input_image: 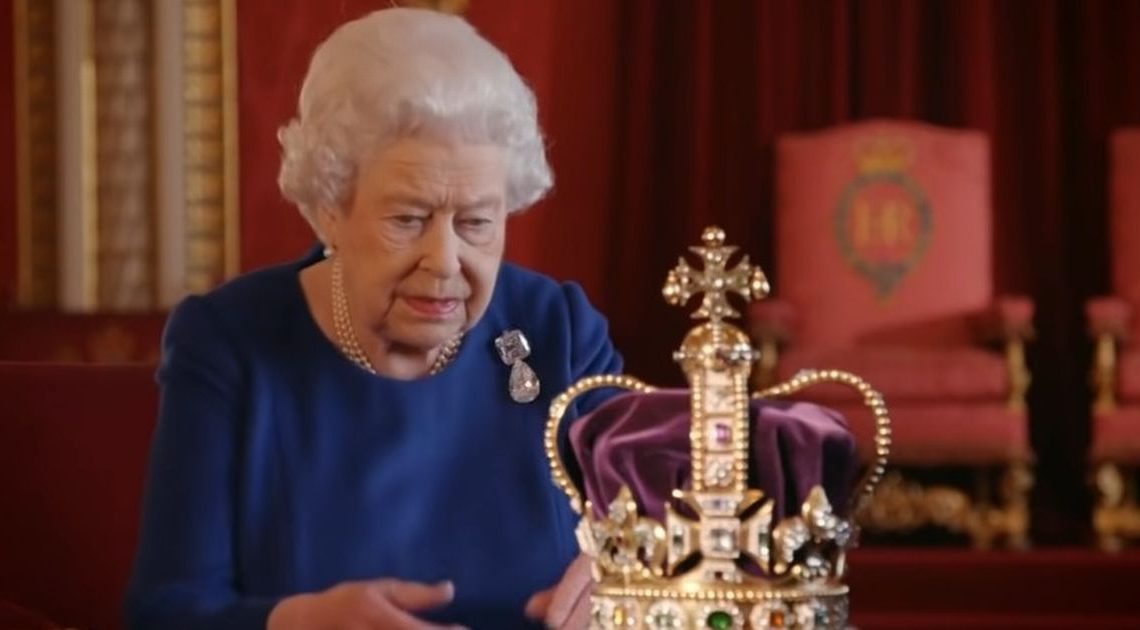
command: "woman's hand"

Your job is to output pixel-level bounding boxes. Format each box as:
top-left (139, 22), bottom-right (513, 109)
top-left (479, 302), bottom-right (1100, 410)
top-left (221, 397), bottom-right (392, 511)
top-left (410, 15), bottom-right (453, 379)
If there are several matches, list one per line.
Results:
top-left (524, 555), bottom-right (592, 629)
top-left (267, 579), bottom-right (467, 630)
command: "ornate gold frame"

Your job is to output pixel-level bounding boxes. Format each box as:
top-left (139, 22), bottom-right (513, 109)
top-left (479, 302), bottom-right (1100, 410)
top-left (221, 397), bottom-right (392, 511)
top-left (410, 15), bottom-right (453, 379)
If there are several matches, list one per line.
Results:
top-left (12, 0), bottom-right (240, 308)
top-left (856, 464), bottom-right (1033, 549)
top-left (182, 0), bottom-right (239, 293)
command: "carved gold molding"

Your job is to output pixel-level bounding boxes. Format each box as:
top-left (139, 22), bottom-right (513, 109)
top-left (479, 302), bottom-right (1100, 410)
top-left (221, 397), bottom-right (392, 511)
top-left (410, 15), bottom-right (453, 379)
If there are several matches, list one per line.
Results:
top-left (12, 0), bottom-right (240, 308)
top-left (183, 0), bottom-right (239, 293)
top-left (857, 464), bottom-right (1032, 549)
top-left (13, 0), bottom-right (59, 308)
top-left (79, 0), bottom-right (99, 308)
top-left (94, 0), bottom-right (156, 309)
top-left (1094, 462), bottom-right (1140, 551)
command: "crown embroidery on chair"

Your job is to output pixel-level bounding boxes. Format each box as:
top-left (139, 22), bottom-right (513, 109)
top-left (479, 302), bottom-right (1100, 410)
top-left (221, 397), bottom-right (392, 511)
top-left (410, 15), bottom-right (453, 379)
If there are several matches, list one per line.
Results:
top-left (545, 227), bottom-right (892, 629)
top-left (834, 135), bottom-right (934, 299)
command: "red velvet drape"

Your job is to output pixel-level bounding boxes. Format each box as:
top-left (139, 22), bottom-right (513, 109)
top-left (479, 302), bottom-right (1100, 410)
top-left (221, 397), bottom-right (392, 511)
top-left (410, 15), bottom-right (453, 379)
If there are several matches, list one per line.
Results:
top-left (231, 0), bottom-right (1140, 541)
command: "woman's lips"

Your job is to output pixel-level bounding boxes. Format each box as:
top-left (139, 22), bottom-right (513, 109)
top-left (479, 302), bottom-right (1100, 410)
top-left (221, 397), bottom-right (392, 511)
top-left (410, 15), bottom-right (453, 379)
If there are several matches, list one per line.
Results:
top-left (402, 296), bottom-right (461, 318)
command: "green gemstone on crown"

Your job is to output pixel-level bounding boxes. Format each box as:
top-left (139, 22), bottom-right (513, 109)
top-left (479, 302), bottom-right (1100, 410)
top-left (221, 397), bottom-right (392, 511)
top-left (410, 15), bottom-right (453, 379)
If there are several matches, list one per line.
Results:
top-left (706, 609), bottom-right (734, 629)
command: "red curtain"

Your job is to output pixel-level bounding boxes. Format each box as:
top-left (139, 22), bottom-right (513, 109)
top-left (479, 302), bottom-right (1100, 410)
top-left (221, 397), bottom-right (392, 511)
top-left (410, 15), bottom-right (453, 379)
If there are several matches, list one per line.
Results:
top-left (233, 0), bottom-right (1140, 541)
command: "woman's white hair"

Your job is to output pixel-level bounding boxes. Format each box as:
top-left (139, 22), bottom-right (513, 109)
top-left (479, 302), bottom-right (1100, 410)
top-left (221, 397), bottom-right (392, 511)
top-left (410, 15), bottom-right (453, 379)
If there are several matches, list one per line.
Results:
top-left (277, 8), bottom-right (552, 229)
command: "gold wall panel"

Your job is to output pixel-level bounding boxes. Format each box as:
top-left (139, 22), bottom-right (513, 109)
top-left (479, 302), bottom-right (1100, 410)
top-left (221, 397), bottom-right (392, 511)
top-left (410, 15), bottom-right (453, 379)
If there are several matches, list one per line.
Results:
top-left (94, 0), bottom-right (155, 310)
top-left (183, 0), bottom-right (238, 294)
top-left (12, 0), bottom-right (240, 308)
top-left (14, 0), bottom-right (59, 308)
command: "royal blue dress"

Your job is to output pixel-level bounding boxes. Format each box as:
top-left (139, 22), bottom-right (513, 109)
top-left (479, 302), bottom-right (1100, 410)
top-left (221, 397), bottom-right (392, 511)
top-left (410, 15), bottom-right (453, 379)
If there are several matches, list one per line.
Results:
top-left (126, 248), bottom-right (622, 629)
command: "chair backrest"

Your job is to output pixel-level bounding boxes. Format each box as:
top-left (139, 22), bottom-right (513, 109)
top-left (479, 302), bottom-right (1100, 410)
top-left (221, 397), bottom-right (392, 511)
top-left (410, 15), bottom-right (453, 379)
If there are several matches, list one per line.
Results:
top-left (775, 120), bottom-right (993, 348)
top-left (0, 362), bottom-right (158, 630)
top-left (1110, 128), bottom-right (1140, 339)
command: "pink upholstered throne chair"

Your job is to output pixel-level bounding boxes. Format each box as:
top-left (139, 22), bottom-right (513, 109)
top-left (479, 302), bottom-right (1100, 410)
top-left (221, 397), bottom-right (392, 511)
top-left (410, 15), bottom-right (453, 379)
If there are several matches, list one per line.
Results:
top-left (1089, 128), bottom-right (1140, 550)
top-left (750, 120), bottom-right (1034, 548)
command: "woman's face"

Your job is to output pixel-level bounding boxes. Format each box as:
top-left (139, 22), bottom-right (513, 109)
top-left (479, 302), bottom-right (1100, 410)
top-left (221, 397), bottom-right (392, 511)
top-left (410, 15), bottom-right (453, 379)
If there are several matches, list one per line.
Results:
top-left (319, 136), bottom-right (508, 353)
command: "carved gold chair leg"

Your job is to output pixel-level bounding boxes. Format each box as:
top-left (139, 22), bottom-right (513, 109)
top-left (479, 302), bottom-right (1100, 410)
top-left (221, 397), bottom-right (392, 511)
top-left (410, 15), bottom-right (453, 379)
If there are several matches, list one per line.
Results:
top-left (968, 513), bottom-right (996, 550)
top-left (967, 468), bottom-right (996, 550)
top-left (966, 462), bottom-right (1032, 550)
top-left (1093, 462), bottom-right (1140, 552)
top-left (996, 461), bottom-right (1033, 550)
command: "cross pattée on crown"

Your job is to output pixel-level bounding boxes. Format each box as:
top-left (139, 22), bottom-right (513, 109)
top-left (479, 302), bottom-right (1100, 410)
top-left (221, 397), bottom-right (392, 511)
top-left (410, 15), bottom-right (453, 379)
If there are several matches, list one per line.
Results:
top-left (660, 226), bottom-right (775, 584)
top-left (662, 226), bottom-right (770, 323)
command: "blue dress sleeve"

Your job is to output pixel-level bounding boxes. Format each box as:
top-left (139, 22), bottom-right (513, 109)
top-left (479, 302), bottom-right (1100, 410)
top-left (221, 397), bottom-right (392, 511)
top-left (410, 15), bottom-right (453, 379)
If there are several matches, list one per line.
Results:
top-left (562, 281), bottom-right (623, 404)
top-left (125, 297), bottom-right (278, 630)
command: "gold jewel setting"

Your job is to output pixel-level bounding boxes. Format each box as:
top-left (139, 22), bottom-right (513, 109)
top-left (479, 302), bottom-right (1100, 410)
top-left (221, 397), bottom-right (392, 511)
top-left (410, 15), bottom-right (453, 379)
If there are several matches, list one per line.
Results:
top-left (545, 227), bottom-right (892, 629)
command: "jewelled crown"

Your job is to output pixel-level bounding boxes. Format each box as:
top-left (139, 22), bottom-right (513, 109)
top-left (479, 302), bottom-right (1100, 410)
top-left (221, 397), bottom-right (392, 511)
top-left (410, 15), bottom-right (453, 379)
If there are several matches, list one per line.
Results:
top-left (545, 227), bottom-right (892, 630)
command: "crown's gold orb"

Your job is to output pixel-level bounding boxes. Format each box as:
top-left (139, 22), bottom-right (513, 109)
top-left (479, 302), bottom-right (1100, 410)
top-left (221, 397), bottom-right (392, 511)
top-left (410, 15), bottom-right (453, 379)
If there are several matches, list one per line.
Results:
top-left (682, 322), bottom-right (751, 353)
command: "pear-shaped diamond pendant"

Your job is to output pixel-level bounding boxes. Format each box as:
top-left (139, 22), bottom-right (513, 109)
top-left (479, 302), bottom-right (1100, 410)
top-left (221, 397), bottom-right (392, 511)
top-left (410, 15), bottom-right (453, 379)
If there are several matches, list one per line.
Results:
top-left (509, 359), bottom-right (540, 403)
top-left (497, 329), bottom-right (540, 404)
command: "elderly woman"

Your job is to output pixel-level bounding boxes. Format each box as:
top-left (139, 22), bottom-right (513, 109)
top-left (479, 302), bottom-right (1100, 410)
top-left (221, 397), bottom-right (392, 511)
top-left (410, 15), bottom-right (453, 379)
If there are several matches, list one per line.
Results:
top-left (126, 8), bottom-right (616, 629)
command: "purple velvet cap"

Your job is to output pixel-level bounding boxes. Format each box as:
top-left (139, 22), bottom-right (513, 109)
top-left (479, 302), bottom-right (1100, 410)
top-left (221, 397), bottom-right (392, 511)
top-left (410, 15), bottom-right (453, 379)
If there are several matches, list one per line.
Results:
top-left (569, 390), bottom-right (858, 521)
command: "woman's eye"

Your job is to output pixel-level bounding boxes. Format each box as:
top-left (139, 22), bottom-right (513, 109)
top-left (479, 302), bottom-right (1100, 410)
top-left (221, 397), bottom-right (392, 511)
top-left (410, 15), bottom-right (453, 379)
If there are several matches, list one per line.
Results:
top-left (459, 217), bottom-right (492, 228)
top-left (391, 215), bottom-right (427, 228)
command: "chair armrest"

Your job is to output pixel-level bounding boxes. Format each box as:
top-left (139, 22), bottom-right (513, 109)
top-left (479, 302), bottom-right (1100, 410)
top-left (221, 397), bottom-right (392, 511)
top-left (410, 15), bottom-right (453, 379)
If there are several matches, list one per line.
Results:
top-left (1086, 296), bottom-right (1132, 412)
top-left (976, 295), bottom-right (1035, 343)
top-left (970, 296), bottom-right (1034, 412)
top-left (1087, 296), bottom-right (1132, 342)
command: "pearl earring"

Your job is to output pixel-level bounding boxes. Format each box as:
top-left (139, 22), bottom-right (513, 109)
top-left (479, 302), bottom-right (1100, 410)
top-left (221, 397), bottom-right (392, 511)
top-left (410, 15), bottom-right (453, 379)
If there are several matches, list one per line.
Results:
top-left (324, 245), bottom-right (336, 258)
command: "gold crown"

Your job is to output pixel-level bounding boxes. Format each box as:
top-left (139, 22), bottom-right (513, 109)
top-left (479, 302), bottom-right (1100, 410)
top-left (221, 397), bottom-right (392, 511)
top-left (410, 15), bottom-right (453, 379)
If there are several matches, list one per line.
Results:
top-left (545, 227), bottom-right (892, 629)
top-left (853, 135), bottom-right (914, 174)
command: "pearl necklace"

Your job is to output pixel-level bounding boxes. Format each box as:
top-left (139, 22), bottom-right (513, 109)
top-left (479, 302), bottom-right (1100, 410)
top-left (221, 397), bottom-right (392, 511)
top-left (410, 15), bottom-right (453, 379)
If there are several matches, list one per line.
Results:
top-left (330, 257), bottom-right (462, 376)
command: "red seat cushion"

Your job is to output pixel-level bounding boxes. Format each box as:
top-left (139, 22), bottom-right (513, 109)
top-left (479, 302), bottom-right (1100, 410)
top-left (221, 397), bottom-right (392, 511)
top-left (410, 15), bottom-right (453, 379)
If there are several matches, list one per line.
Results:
top-left (0, 362), bottom-right (158, 630)
top-left (1116, 349), bottom-right (1140, 403)
top-left (1092, 406), bottom-right (1140, 463)
top-left (778, 345), bottom-right (1010, 402)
